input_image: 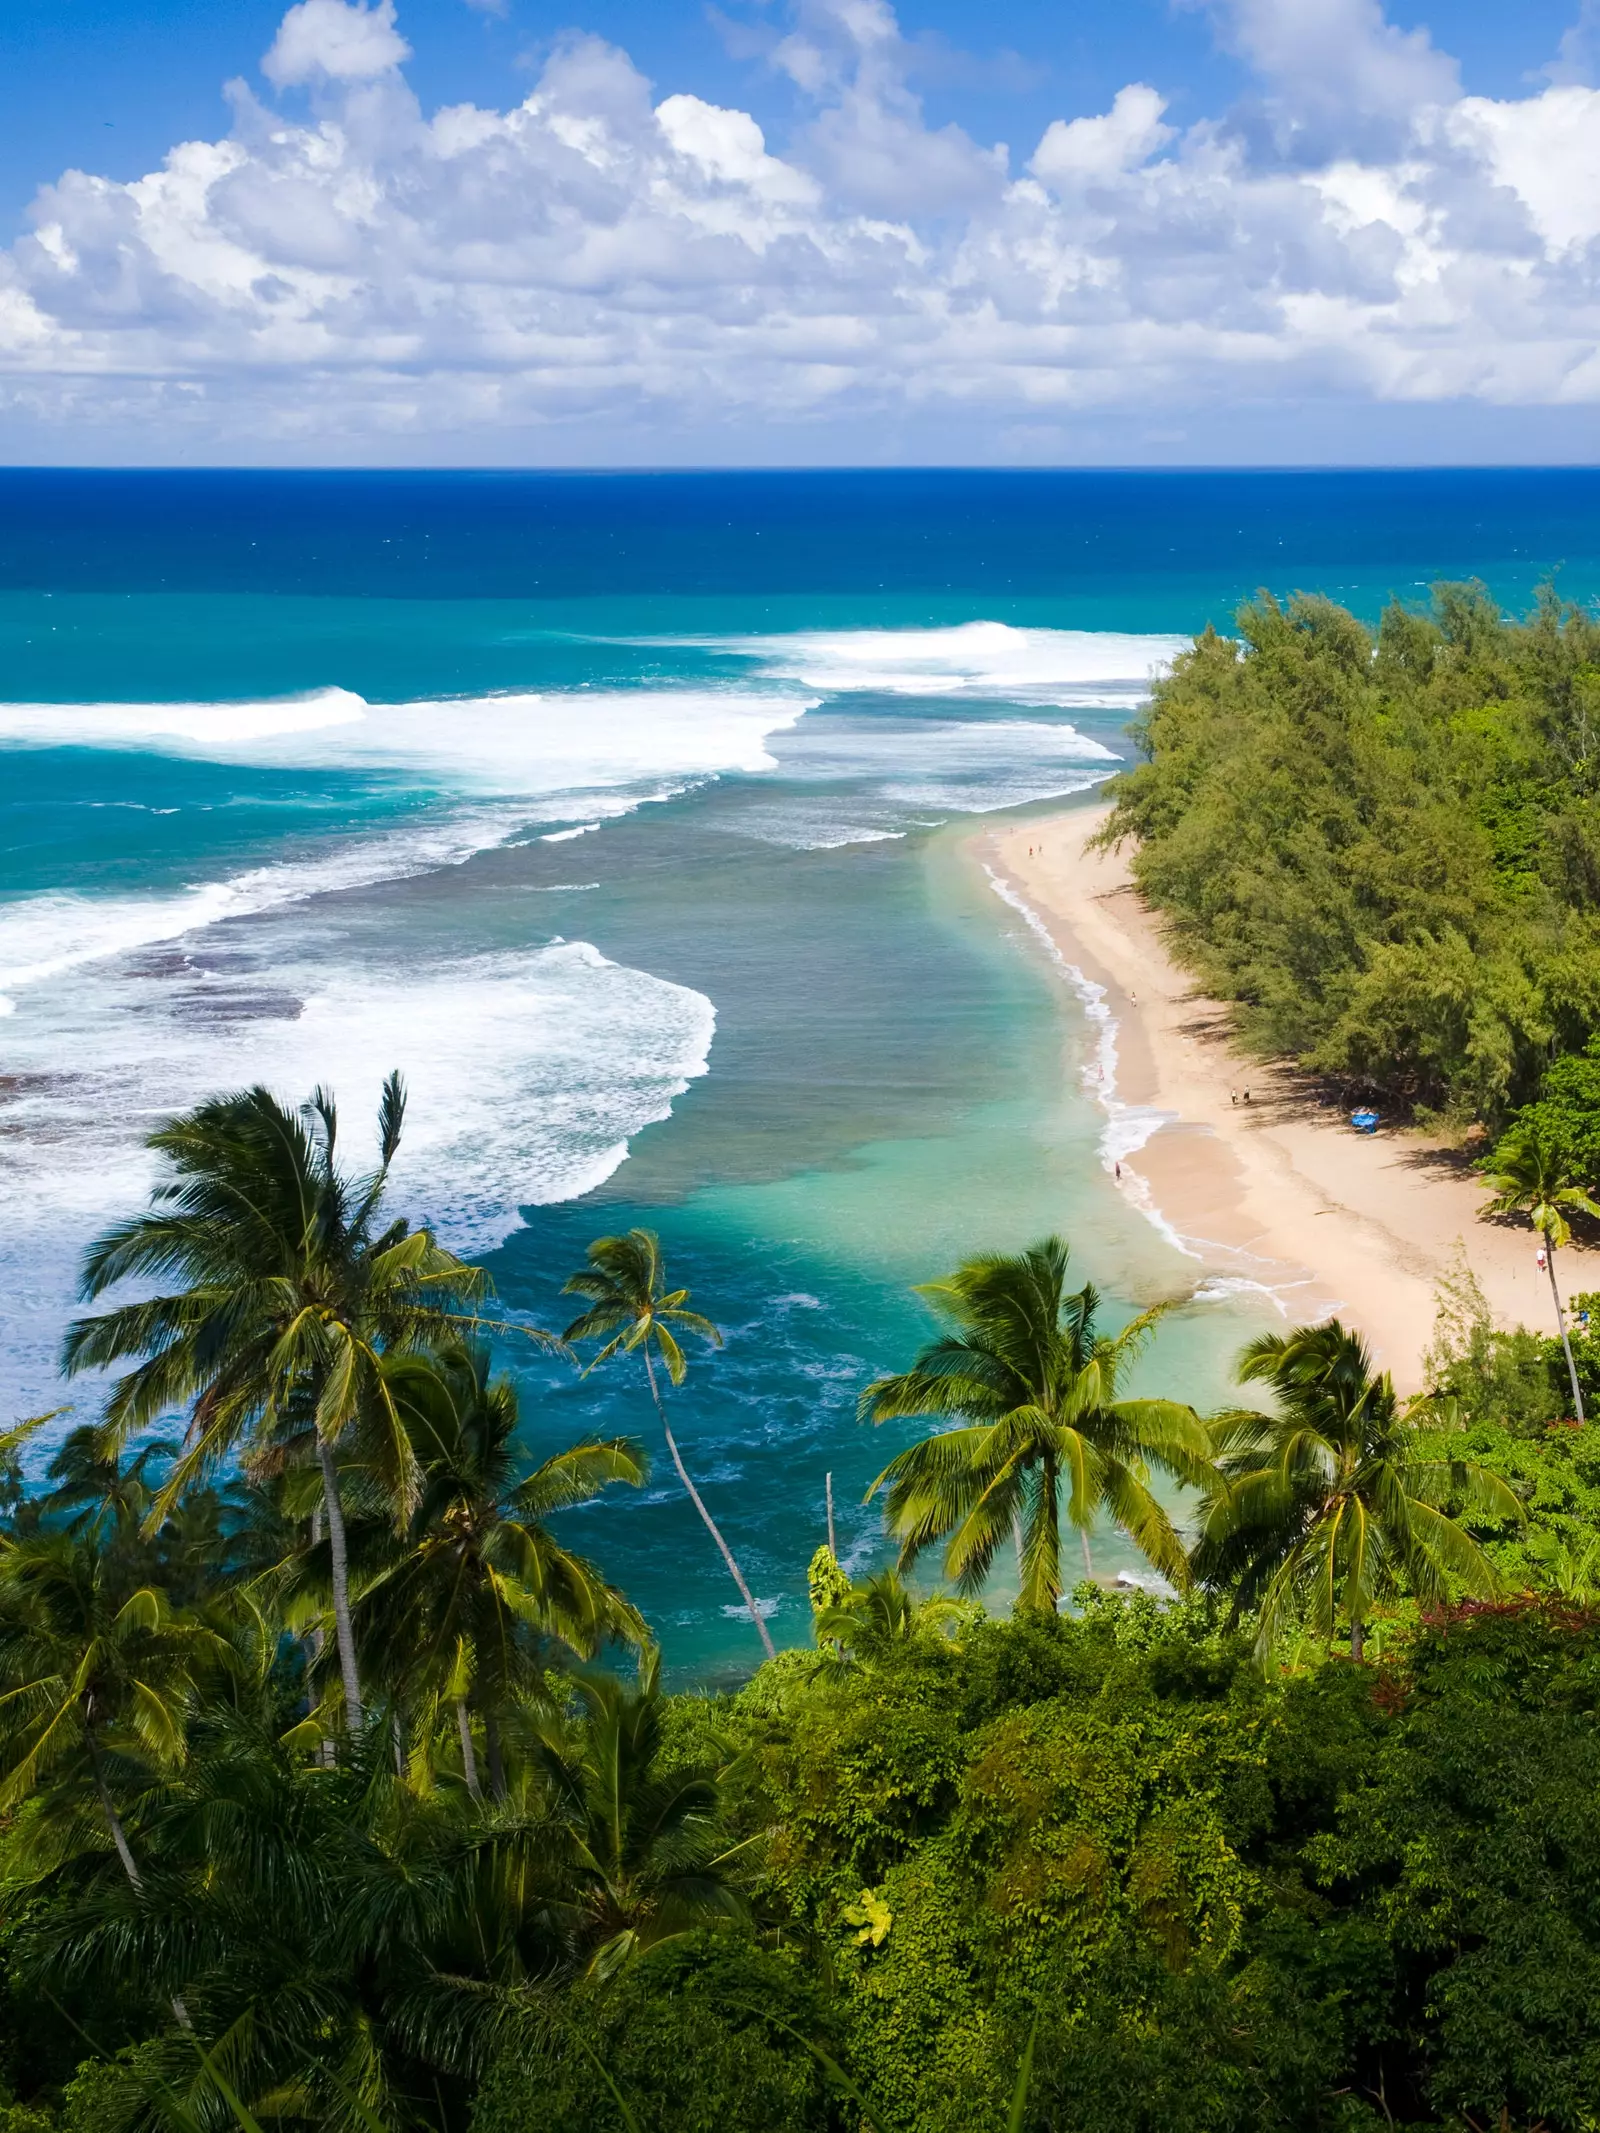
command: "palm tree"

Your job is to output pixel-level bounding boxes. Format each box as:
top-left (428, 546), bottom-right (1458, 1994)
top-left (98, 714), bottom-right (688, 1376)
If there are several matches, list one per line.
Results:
top-left (22, 1704), bottom-right (567, 2127)
top-left (0, 1534), bottom-right (230, 1891)
top-left (1191, 1319), bottom-right (1522, 1662)
top-left (360, 1344), bottom-right (648, 1798)
top-left (563, 1231), bottom-right (775, 1661)
top-left (860, 1238), bottom-right (1212, 1612)
top-left (813, 1567), bottom-right (963, 1659)
top-left (62, 1076), bottom-right (491, 1734)
top-left (41, 1422), bottom-right (175, 1544)
top-left (1480, 1118), bottom-right (1600, 1422)
top-left (534, 1646), bottom-right (748, 1978)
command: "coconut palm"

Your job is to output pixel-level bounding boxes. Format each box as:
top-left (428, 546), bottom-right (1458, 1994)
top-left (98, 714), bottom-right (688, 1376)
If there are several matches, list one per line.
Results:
top-left (360, 1344), bottom-right (648, 1798)
top-left (534, 1646), bottom-right (748, 1979)
top-left (1480, 1118), bottom-right (1600, 1422)
top-left (41, 1423), bottom-right (175, 1544)
top-left (1191, 1319), bottom-right (1522, 1662)
top-left (62, 1076), bottom-right (492, 1734)
top-left (22, 1705), bottom-right (564, 2128)
top-left (563, 1231), bottom-right (775, 1661)
top-left (860, 1238), bottom-right (1212, 1612)
top-left (0, 1534), bottom-right (230, 1891)
top-left (813, 1567), bottom-right (964, 1659)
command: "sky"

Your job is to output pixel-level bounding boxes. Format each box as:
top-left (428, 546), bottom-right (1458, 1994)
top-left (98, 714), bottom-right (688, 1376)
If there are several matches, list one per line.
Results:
top-left (2, 0), bottom-right (1600, 464)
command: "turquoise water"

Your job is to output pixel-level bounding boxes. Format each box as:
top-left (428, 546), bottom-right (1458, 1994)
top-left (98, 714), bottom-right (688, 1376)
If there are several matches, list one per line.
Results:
top-left (6, 470), bottom-right (1599, 1678)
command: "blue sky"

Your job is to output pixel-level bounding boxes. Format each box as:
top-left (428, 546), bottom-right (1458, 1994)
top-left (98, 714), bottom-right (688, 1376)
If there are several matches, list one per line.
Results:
top-left (3, 0), bottom-right (1600, 463)
top-left (4, 0), bottom-right (1593, 225)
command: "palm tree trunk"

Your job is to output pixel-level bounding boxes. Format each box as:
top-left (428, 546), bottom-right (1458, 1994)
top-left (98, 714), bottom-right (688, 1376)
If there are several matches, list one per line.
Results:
top-left (316, 1438), bottom-right (363, 1732)
top-left (456, 1699), bottom-right (482, 1801)
top-left (643, 1349), bottom-right (776, 1661)
top-left (91, 1738), bottom-right (192, 2032)
top-left (93, 1758), bottom-right (143, 1890)
top-left (1547, 1237), bottom-right (1587, 1424)
top-left (483, 1708), bottom-right (506, 1801)
top-left (1349, 1617), bottom-right (1365, 1664)
top-left (308, 1504), bottom-right (335, 1768)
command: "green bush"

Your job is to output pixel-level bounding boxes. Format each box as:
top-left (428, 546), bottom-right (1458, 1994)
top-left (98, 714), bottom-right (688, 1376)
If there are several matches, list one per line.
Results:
top-left (1101, 586), bottom-right (1600, 1118)
top-left (470, 1937), bottom-right (838, 2133)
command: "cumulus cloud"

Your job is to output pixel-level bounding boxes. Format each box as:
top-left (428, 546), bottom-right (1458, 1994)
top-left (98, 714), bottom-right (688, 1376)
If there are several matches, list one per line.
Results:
top-left (1208, 0), bottom-right (1459, 158)
top-left (262, 0), bottom-right (410, 89)
top-left (2, 0), bottom-right (1600, 459)
top-left (1030, 86), bottom-right (1173, 189)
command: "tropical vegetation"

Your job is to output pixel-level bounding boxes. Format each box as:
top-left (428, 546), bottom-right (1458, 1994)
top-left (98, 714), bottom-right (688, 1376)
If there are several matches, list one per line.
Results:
top-left (3, 1078), bottom-right (1600, 2128)
top-left (1098, 583), bottom-right (1600, 1122)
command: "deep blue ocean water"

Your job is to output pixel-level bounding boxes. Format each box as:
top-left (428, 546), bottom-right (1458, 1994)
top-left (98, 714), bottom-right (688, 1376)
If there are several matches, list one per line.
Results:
top-left (4, 469), bottom-right (1598, 1680)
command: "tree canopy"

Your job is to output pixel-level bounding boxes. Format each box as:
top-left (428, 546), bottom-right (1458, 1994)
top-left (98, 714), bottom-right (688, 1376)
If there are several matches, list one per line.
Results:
top-left (1100, 585), bottom-right (1600, 1119)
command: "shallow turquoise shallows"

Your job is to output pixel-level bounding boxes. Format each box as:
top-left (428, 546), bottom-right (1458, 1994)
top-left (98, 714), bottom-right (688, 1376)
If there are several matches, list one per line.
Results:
top-left (5, 469), bottom-right (1599, 1680)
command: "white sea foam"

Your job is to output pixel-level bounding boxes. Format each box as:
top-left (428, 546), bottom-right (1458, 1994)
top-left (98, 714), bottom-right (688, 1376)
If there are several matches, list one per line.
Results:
top-left (0, 687), bottom-right (814, 1001)
top-left (719, 622), bottom-right (1188, 704)
top-left (0, 937), bottom-right (716, 1414)
top-left (0, 687), bottom-right (370, 748)
top-left (985, 865), bottom-right (1338, 1320)
top-left (0, 808), bottom-right (536, 1004)
top-left (761, 710), bottom-right (1119, 830)
top-left (1191, 1274), bottom-right (1312, 1317)
top-left (0, 686), bottom-right (812, 791)
top-left (983, 865), bottom-right (1194, 1258)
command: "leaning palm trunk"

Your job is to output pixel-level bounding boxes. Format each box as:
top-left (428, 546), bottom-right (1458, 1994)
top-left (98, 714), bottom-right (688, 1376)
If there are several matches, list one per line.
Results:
top-left (455, 1700), bottom-right (482, 1801)
top-left (90, 1737), bottom-right (192, 2031)
top-left (644, 1351), bottom-right (775, 1661)
top-left (1545, 1231), bottom-right (1586, 1424)
top-left (316, 1440), bottom-right (363, 1730)
top-left (90, 1739), bottom-right (144, 1891)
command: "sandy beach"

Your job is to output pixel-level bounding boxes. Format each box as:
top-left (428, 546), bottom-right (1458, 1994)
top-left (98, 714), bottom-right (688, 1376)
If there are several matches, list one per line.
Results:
top-left (988, 802), bottom-right (1598, 1390)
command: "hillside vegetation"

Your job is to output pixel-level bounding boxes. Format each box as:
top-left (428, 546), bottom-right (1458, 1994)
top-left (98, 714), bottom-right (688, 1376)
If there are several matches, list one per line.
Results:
top-left (1100, 586), bottom-right (1600, 1119)
top-left (4, 1058), bottom-right (1600, 2128)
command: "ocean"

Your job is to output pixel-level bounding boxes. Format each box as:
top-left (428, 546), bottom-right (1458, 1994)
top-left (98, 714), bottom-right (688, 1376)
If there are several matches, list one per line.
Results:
top-left (5, 467), bottom-right (1599, 1680)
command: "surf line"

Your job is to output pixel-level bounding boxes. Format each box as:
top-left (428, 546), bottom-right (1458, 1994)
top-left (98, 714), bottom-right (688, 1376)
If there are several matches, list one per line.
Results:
top-left (982, 863), bottom-right (1191, 1252)
top-left (981, 860), bottom-right (1313, 1319)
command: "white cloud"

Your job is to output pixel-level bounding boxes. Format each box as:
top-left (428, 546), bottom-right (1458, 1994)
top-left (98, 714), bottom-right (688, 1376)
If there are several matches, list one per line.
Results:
top-left (262, 0), bottom-right (410, 89)
top-left (2, 0), bottom-right (1600, 460)
top-left (1030, 86), bottom-right (1173, 188)
top-left (1205, 0), bottom-right (1459, 159)
top-left (1546, 0), bottom-right (1600, 87)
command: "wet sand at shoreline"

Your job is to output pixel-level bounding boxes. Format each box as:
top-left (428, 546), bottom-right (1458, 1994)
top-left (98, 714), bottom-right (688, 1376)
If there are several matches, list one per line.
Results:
top-left (984, 803), bottom-right (1596, 1390)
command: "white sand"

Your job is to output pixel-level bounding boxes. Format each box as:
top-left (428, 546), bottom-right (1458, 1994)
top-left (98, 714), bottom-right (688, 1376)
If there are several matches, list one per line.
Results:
top-left (985, 804), bottom-right (1597, 1391)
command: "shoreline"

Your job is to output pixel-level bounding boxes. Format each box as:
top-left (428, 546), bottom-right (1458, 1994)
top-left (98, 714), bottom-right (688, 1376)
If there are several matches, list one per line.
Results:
top-left (982, 802), bottom-right (1596, 1390)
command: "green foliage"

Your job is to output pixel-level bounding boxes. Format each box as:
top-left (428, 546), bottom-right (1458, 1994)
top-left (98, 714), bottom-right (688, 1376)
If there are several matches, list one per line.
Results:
top-left (1101, 586), bottom-right (1600, 1117)
top-left (469, 1937), bottom-right (838, 2133)
top-left (862, 1238), bottom-right (1210, 1608)
top-left (1312, 1602), bottom-right (1600, 2129)
top-left (806, 1546), bottom-right (851, 1618)
top-left (728, 1604), bottom-right (1300, 2132)
top-left (1192, 1319), bottom-right (1516, 1660)
top-left (1499, 1031), bottom-right (1600, 1182)
top-left (1424, 1252), bottom-right (1573, 1430)
top-left (12, 1067), bottom-right (1600, 2133)
top-left (0, 2100), bottom-right (54, 2133)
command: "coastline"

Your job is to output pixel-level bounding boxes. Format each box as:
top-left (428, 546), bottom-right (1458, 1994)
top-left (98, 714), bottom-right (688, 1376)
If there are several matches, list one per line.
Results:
top-left (983, 801), bottom-right (1597, 1390)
